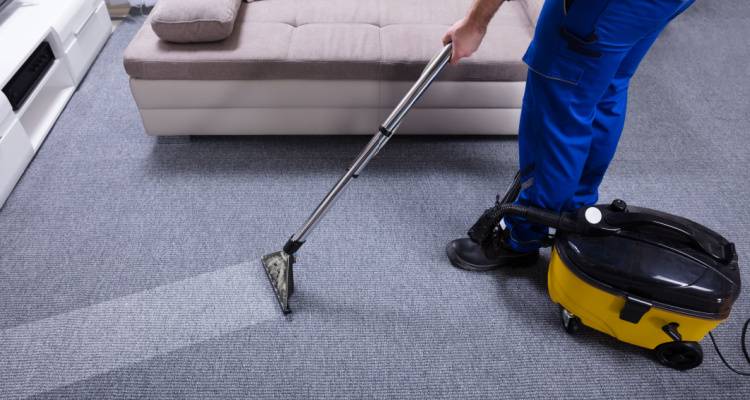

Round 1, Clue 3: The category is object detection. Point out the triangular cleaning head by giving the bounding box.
[261,251,293,314]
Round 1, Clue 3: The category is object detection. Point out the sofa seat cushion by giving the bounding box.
[124,0,533,82]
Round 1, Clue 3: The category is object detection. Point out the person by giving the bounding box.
[444,0,696,271]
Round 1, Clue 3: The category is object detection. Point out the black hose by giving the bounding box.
[499,172,522,206]
[708,317,750,376]
[497,204,578,232]
[468,202,579,245]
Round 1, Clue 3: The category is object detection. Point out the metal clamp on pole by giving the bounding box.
[350,43,453,178]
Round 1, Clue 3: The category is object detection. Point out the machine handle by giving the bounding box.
[604,211,733,264]
[489,204,733,263]
[469,170,734,264]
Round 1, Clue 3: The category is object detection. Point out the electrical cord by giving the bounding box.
[708,317,750,376]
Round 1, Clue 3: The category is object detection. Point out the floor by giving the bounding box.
[1,1,749,398]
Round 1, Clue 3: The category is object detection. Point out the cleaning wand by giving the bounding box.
[261,43,454,314]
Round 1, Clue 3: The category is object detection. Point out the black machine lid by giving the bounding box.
[556,205,740,319]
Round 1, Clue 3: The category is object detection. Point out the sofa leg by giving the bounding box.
[156,135,192,144]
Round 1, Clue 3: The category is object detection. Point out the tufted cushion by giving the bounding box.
[124,0,534,82]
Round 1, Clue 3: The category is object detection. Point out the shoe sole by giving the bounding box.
[446,241,539,272]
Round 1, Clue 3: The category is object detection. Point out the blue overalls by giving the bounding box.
[505,0,696,252]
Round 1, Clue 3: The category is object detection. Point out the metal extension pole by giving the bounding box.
[289,43,453,247]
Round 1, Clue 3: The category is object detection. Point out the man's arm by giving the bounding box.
[442,0,506,64]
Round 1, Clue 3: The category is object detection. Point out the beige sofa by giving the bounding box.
[124,0,543,136]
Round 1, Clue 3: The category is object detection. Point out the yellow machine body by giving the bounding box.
[547,248,725,350]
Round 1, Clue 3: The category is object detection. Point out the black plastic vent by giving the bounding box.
[3,41,55,111]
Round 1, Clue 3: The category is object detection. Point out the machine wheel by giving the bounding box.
[560,307,582,334]
[654,341,703,370]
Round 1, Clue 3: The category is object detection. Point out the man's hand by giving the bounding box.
[442,17,487,64]
[442,0,505,64]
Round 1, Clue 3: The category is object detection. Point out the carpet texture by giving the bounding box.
[1,1,750,398]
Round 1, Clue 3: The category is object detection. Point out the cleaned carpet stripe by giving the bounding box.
[0,262,277,399]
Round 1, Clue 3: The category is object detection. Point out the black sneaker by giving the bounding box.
[446,230,539,272]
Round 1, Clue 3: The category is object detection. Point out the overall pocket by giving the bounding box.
[560,0,614,57]
[523,53,584,86]
[522,0,590,85]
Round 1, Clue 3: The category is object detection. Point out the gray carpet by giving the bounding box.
[1,1,749,398]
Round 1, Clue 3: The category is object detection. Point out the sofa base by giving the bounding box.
[139,108,522,136]
[131,79,524,136]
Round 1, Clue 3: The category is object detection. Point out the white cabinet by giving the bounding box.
[0,0,111,208]
[0,121,34,202]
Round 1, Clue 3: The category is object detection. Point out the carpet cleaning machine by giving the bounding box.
[261,44,747,372]
[468,172,742,371]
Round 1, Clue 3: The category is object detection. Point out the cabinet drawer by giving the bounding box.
[0,121,34,208]
[0,94,11,128]
[52,0,100,48]
[65,2,112,84]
